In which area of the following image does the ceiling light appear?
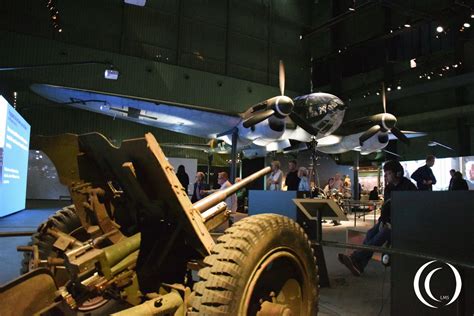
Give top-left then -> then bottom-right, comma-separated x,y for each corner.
397,85 -> 401,90
427,75 -> 431,80
387,87 -> 391,91
404,19 -> 411,28
410,58 -> 417,68
104,68 -> 119,80
471,13 -> 474,18
464,22 -> 471,28
436,26 -> 444,33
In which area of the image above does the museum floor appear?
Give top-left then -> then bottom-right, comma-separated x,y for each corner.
0,201 -> 389,316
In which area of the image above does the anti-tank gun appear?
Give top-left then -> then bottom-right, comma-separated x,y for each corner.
4,132 -> 319,315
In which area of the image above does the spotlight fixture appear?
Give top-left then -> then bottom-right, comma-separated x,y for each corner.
397,85 -> 401,90
404,18 -> 411,28
104,67 -> 119,80
410,58 -> 417,68
348,0 -> 356,11
387,87 -> 391,91
464,22 -> 471,28
436,26 -> 444,33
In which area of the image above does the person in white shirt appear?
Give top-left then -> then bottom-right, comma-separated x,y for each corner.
297,167 -> 310,192
266,160 -> 283,191
203,171 -> 237,213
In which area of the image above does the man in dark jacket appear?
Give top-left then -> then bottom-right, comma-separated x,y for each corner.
284,160 -> 300,191
411,155 -> 436,190
338,160 -> 417,276
451,171 -> 469,190
448,169 -> 456,190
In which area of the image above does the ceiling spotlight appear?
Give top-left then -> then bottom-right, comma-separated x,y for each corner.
348,0 -> 356,11
436,26 -> 444,33
427,75 -> 431,80
104,67 -> 119,80
471,13 -> 474,19
404,19 -> 412,28
464,22 -> 471,28
387,87 -> 391,91
410,58 -> 417,68
397,85 -> 401,90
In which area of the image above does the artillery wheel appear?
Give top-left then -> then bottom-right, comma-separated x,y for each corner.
20,205 -> 89,285
191,214 -> 319,315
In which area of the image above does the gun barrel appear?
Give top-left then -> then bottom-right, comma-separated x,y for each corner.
193,166 -> 271,213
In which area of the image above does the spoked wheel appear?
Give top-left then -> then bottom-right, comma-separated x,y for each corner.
191,214 -> 319,315
21,206 -> 111,313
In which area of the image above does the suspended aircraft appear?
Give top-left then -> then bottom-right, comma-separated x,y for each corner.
30,61 -> 346,158
30,63 -> 418,161
314,83 -> 425,155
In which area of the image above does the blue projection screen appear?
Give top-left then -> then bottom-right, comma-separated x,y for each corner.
0,96 -> 31,216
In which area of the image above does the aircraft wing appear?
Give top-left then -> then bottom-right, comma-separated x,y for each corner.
30,84 -> 242,139
388,130 -> 427,140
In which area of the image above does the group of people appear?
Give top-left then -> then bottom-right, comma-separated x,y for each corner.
176,165 -> 240,217
410,155 -> 469,191
323,173 -> 352,199
266,160 -> 310,192
339,155 -> 470,277
449,169 -> 469,190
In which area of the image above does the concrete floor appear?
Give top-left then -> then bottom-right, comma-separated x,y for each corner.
0,201 -> 390,315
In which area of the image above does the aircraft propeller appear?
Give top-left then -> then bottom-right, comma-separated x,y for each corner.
242,61 -> 319,136
359,82 -> 409,146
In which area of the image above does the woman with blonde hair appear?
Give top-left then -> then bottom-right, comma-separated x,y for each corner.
297,167 -> 310,192
266,160 -> 283,191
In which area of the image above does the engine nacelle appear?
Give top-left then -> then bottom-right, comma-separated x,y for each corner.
317,132 -> 389,155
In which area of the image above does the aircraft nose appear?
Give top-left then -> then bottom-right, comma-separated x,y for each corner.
381,113 -> 397,130
274,96 -> 294,117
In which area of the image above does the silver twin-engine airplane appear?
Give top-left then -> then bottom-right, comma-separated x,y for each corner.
30,62 -> 417,158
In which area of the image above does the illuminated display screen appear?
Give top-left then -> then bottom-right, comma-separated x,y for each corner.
0,96 -> 31,216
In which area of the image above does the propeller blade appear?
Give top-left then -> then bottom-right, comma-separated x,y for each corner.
242,109 -> 275,128
382,82 -> 387,113
289,112 -> 319,136
391,127 -> 410,144
359,125 -> 381,146
279,60 -> 285,96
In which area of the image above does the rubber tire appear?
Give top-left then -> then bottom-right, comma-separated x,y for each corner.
20,205 -> 84,278
191,214 -> 319,315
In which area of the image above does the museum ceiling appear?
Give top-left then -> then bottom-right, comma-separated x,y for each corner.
0,0 -> 473,163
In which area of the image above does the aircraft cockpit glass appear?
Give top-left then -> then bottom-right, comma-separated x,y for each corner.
293,93 -> 345,120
